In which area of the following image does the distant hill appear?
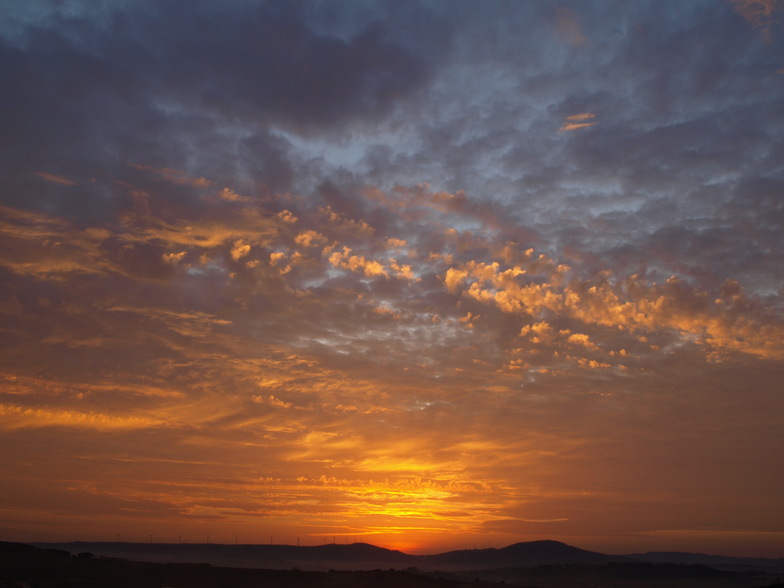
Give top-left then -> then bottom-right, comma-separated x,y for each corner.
32,540 -> 417,571
12,541 -> 782,588
0,542 -> 503,588
421,539 -> 621,570
32,539 -> 616,571
627,551 -> 784,573
31,538 -> 784,576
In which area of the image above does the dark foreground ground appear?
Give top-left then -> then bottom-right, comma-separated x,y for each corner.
2,542 -> 782,588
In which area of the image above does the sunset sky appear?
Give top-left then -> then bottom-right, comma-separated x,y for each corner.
1,0 -> 783,557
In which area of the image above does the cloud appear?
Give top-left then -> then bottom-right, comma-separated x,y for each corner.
295,230 -> 328,248
0,0 -> 783,555
729,0 -> 783,41
559,113 -> 597,132
328,246 -> 388,278
162,251 -> 187,265
0,403 -> 162,431
554,7 -> 588,47
566,333 -> 598,350
131,164 -> 213,188
229,240 -> 251,261
278,210 -> 298,224
33,171 -> 77,186
447,256 -> 783,359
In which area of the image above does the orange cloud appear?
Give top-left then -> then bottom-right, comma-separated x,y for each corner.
33,171 -> 77,186
230,239 -> 251,261
217,187 -> 251,202
278,209 -> 298,224
565,333 -> 598,350
389,259 -> 417,281
729,0 -> 782,41
162,251 -> 187,265
459,311 -> 480,329
0,403 -> 162,431
564,113 -> 596,122
321,205 -> 375,237
131,163 -> 213,188
328,246 -> 388,278
0,207 -> 111,278
559,112 -> 597,131
295,229 -> 328,248
446,258 -> 784,359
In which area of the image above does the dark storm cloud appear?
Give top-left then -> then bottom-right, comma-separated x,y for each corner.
0,0 -> 445,218
121,1 -> 435,130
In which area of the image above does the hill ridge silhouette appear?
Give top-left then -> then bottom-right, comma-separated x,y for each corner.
31,539 -> 784,573
421,539 -> 617,569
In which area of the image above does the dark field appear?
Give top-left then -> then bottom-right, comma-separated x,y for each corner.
4,541 -> 783,588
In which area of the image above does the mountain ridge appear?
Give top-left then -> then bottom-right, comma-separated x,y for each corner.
420,539 -> 620,569
31,538 -> 784,573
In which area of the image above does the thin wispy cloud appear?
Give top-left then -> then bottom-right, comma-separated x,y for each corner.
559,113 -> 597,132
33,171 -> 77,186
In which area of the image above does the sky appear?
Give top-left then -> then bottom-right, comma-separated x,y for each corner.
1,0 -> 783,557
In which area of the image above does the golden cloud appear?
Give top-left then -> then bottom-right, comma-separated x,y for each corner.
559,113 -> 597,132
328,246 -> 388,278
